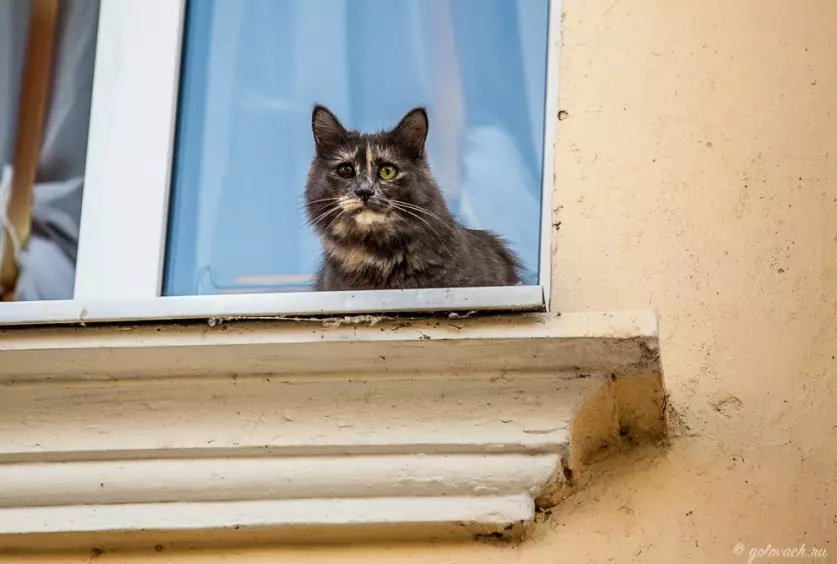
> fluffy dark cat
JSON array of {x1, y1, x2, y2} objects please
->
[{"x1": 305, "y1": 105, "x2": 522, "y2": 291}]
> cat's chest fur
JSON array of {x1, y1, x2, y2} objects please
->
[{"x1": 318, "y1": 237, "x2": 443, "y2": 290}]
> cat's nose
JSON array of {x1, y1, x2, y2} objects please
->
[{"x1": 354, "y1": 183, "x2": 374, "y2": 202}]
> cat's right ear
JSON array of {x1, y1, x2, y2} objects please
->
[
  {"x1": 392, "y1": 107, "x2": 429, "y2": 158},
  {"x1": 312, "y1": 105, "x2": 348, "y2": 156}
]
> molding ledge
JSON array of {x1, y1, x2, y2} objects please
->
[{"x1": 0, "y1": 311, "x2": 666, "y2": 550}]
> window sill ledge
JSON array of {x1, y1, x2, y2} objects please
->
[{"x1": 0, "y1": 311, "x2": 666, "y2": 549}]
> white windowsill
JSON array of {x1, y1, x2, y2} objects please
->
[
  {"x1": 0, "y1": 286, "x2": 543, "y2": 326},
  {"x1": 0, "y1": 310, "x2": 666, "y2": 549}
]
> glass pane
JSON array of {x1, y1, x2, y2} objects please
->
[
  {"x1": 165, "y1": 0, "x2": 549, "y2": 296},
  {"x1": 0, "y1": 0, "x2": 99, "y2": 301}
]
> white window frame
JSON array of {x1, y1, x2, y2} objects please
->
[{"x1": 0, "y1": 0, "x2": 562, "y2": 326}]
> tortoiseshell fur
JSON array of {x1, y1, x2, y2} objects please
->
[{"x1": 305, "y1": 105, "x2": 521, "y2": 291}]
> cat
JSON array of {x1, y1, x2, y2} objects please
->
[{"x1": 304, "y1": 105, "x2": 522, "y2": 291}]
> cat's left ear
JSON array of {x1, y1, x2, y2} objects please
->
[{"x1": 392, "y1": 107, "x2": 429, "y2": 158}]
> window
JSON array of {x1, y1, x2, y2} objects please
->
[
  {"x1": 0, "y1": 1, "x2": 670, "y2": 544},
  {"x1": 0, "y1": 0, "x2": 561, "y2": 324}
]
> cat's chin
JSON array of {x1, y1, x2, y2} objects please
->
[
  {"x1": 328, "y1": 210, "x2": 395, "y2": 238},
  {"x1": 353, "y1": 209, "x2": 390, "y2": 226}
]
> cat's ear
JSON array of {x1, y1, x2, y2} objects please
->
[
  {"x1": 392, "y1": 107, "x2": 429, "y2": 158},
  {"x1": 312, "y1": 105, "x2": 348, "y2": 156}
]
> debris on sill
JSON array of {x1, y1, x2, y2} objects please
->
[
  {"x1": 33, "y1": 308, "x2": 546, "y2": 334},
  {"x1": 207, "y1": 313, "x2": 397, "y2": 329},
  {"x1": 448, "y1": 310, "x2": 477, "y2": 319},
  {"x1": 204, "y1": 308, "x2": 495, "y2": 330}
]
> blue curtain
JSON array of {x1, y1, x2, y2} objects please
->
[{"x1": 165, "y1": 0, "x2": 549, "y2": 295}]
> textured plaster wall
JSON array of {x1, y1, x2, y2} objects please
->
[{"x1": 7, "y1": 0, "x2": 837, "y2": 561}]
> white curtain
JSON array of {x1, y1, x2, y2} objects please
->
[
  {"x1": 166, "y1": 0, "x2": 549, "y2": 294},
  {"x1": 0, "y1": 0, "x2": 99, "y2": 300}
]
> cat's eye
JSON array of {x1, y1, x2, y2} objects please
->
[
  {"x1": 336, "y1": 163, "x2": 355, "y2": 178},
  {"x1": 378, "y1": 165, "x2": 398, "y2": 180}
]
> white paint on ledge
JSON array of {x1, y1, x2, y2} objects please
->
[
  {"x1": 0, "y1": 454, "x2": 559, "y2": 507},
  {"x1": 0, "y1": 310, "x2": 663, "y2": 543},
  {"x1": 0, "y1": 496, "x2": 534, "y2": 535}
]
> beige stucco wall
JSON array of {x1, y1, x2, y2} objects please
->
[{"x1": 8, "y1": 0, "x2": 836, "y2": 561}]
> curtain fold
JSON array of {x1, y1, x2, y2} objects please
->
[{"x1": 0, "y1": 0, "x2": 99, "y2": 300}]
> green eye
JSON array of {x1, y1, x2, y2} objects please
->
[{"x1": 378, "y1": 165, "x2": 398, "y2": 180}]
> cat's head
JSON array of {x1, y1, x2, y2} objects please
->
[{"x1": 304, "y1": 105, "x2": 448, "y2": 242}]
